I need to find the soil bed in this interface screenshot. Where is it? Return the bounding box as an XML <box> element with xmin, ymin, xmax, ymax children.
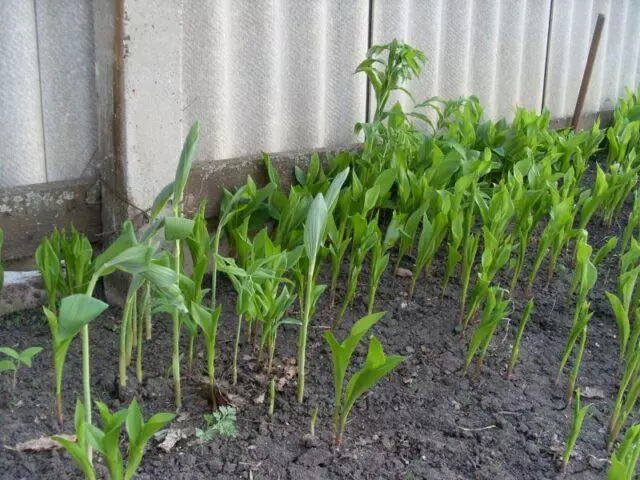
<box><xmin>0</xmin><ymin>205</ymin><xmax>629</xmax><ymax>479</ymax></box>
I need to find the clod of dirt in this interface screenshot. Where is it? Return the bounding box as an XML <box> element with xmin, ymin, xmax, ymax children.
<box><xmin>301</xmin><ymin>433</ymin><xmax>322</xmax><ymax>449</ymax></box>
<box><xmin>580</xmin><ymin>386</ymin><xmax>605</xmax><ymax>399</ymax></box>
<box><xmin>395</xmin><ymin>268</ymin><xmax>413</xmax><ymax>278</ymax></box>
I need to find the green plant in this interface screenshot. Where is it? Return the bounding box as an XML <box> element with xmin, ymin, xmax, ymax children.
<box><xmin>463</xmin><ymin>286</ymin><xmax>509</xmax><ymax>374</ymax></box>
<box><xmin>36</xmin><ymin>227</ymin><xmax>94</xmax><ymax>313</ymax></box>
<box><xmin>297</xmin><ymin>169</ymin><xmax>349</xmax><ymax>403</ymax></box>
<box><xmin>195</xmin><ymin>406</ymin><xmax>237</xmax><ymax>442</ymax></box>
<box><xmin>608</xmin><ymin>424</ymin><xmax>640</xmax><ymax>480</ymax></box>
<box><xmin>163</xmin><ymin>121</ymin><xmax>200</xmax><ymax>410</ymax></box>
<box><xmin>409</xmin><ymin>210</ymin><xmax>448</xmax><ymax>299</ymax></box>
<box><xmin>606</xmin><ymin>260</ymin><xmax>640</xmax><ymax>364</ymax></box>
<box><xmin>323</xmin><ymin>312</ymin><xmax>404</xmax><ymax>446</ymax></box>
<box><xmin>355</xmin><ymin>39</ymin><xmax>426</xmax><ymax>125</ymax></box>
<box><xmin>367</xmin><ymin>216</ymin><xmax>399</xmax><ymax>314</ymax></box>
<box><xmin>526</xmin><ymin>188</ymin><xmax>575</xmax><ymax>293</ymax></box>
<box><xmin>609</xmin><ymin>309</ymin><xmax>640</xmax><ymax>450</ymax></box>
<box><xmin>190</xmin><ymin>302</ymin><xmax>222</xmax><ymax>408</ymax></box>
<box><xmin>463</xmin><ymin>227</ymin><xmax>512</xmax><ymax>330</ymax></box>
<box><xmin>557</xmin><ymin>301</ymin><xmax>593</xmax><ymax>404</ymax></box>
<box><xmin>594</xmin><ymin>236</ymin><xmax>618</xmax><ymax>266</ymax></box>
<box><xmin>54</xmin><ymin>399</ymin><xmax>174</xmax><ymax>480</ymax></box>
<box><xmin>0</xmin><ymin>345</ymin><xmax>42</xmax><ymax>391</ymax></box>
<box><xmin>562</xmin><ymin>390</ymin><xmax>590</xmax><ymax>473</ymax></box>
<box><xmin>335</xmin><ymin>215</ymin><xmax>377</xmax><ymax>325</ymax></box>
<box><xmin>620</xmin><ymin>190</ymin><xmax>640</xmax><ymax>256</ymax></box>
<box><xmin>569</xmin><ymin>231</ymin><xmax>598</xmax><ymax>323</ymax></box>
<box><xmin>507</xmin><ymin>299</ymin><xmax>533</xmax><ymax>377</ymax></box>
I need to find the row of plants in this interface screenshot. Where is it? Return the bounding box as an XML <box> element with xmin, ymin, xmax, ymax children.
<box><xmin>2</xmin><ymin>40</ymin><xmax>640</xmax><ymax>477</ymax></box>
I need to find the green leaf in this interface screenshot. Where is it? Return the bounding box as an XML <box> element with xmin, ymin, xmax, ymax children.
<box><xmin>325</xmin><ymin>168</ymin><xmax>350</xmax><ymax>213</ymax></box>
<box><xmin>150</xmin><ymin>181</ymin><xmax>174</xmax><ymax>220</ymax></box>
<box><xmin>93</xmin><ymin>221</ymin><xmax>138</xmax><ymax>273</ymax></box>
<box><xmin>304</xmin><ymin>194</ymin><xmax>328</xmax><ymax>262</ymax></box>
<box><xmin>58</xmin><ymin>294</ymin><xmax>109</xmax><ymax>340</ymax></box>
<box><xmin>173</xmin><ymin>122</ymin><xmax>200</xmax><ymax>202</ymax></box>
<box><xmin>164</xmin><ymin>216</ymin><xmax>195</xmax><ymax>241</ymax></box>
<box><xmin>0</xmin><ymin>360</ymin><xmax>16</xmax><ymax>372</ymax></box>
<box><xmin>18</xmin><ymin>347</ymin><xmax>42</xmax><ymax>367</ymax></box>
<box><xmin>100</xmin><ymin>245</ymin><xmax>152</xmax><ymax>277</ymax></box>
<box><xmin>0</xmin><ymin>347</ymin><xmax>20</xmax><ymax>361</ymax></box>
<box><xmin>53</xmin><ymin>435</ymin><xmax>96</xmax><ymax>480</ymax></box>
<box><xmin>343</xmin><ymin>337</ymin><xmax>404</xmax><ymax>422</ymax></box>
<box><xmin>125</xmin><ymin>399</ymin><xmax>143</xmax><ymax>447</ymax></box>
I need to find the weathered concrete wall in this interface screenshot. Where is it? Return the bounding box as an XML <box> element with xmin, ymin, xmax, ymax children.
<box><xmin>544</xmin><ymin>0</ymin><xmax>640</xmax><ymax>116</ymax></box>
<box><xmin>372</xmin><ymin>0</ymin><xmax>551</xmax><ymax>121</ymax></box>
<box><xmin>121</xmin><ymin>0</ymin><xmax>369</xmax><ymax>211</ymax></box>
<box><xmin>0</xmin><ymin>0</ymin><xmax>99</xmax><ymax>187</ymax></box>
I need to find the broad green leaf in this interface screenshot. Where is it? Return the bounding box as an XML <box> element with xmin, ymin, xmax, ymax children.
<box><xmin>173</xmin><ymin>122</ymin><xmax>200</xmax><ymax>202</ymax></box>
<box><xmin>164</xmin><ymin>216</ymin><xmax>195</xmax><ymax>241</ymax></box>
<box><xmin>58</xmin><ymin>294</ymin><xmax>109</xmax><ymax>340</ymax></box>
<box><xmin>0</xmin><ymin>360</ymin><xmax>16</xmax><ymax>372</ymax></box>
<box><xmin>126</xmin><ymin>399</ymin><xmax>144</xmax><ymax>446</ymax></box>
<box><xmin>150</xmin><ymin>182</ymin><xmax>174</xmax><ymax>220</ymax></box>
<box><xmin>100</xmin><ymin>245</ymin><xmax>152</xmax><ymax>276</ymax></box>
<box><xmin>18</xmin><ymin>347</ymin><xmax>42</xmax><ymax>367</ymax></box>
<box><xmin>304</xmin><ymin>194</ymin><xmax>328</xmax><ymax>262</ymax></box>
<box><xmin>325</xmin><ymin>168</ymin><xmax>350</xmax><ymax>213</ymax></box>
<box><xmin>53</xmin><ymin>435</ymin><xmax>96</xmax><ymax>480</ymax></box>
<box><xmin>0</xmin><ymin>347</ymin><xmax>20</xmax><ymax>361</ymax></box>
<box><xmin>93</xmin><ymin>221</ymin><xmax>137</xmax><ymax>273</ymax></box>
<box><xmin>343</xmin><ymin>337</ymin><xmax>404</xmax><ymax>421</ymax></box>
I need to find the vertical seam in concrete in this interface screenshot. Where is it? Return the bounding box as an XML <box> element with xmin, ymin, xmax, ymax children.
<box><xmin>318</xmin><ymin>1</ymin><xmax>328</xmax><ymax>146</ymax></box>
<box><xmin>365</xmin><ymin>0</ymin><xmax>374</xmax><ymax>123</ymax></box>
<box><xmin>463</xmin><ymin>1</ymin><xmax>474</xmax><ymax>94</ymax></box>
<box><xmin>541</xmin><ymin>0</ymin><xmax>554</xmax><ymax>112</ymax></box>
<box><xmin>33</xmin><ymin>0</ymin><xmax>48</xmax><ymax>182</ymax></box>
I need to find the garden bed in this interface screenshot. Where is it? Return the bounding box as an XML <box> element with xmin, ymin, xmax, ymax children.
<box><xmin>0</xmin><ymin>207</ymin><xmax>626</xmax><ymax>480</ymax></box>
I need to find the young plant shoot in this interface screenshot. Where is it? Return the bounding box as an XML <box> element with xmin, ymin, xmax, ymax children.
<box><xmin>0</xmin><ymin>345</ymin><xmax>42</xmax><ymax>391</ymax></box>
<box><xmin>464</xmin><ymin>286</ymin><xmax>509</xmax><ymax>375</ymax></box>
<box><xmin>608</xmin><ymin>424</ymin><xmax>640</xmax><ymax>480</ymax></box>
<box><xmin>54</xmin><ymin>399</ymin><xmax>175</xmax><ymax>480</ymax></box>
<box><xmin>507</xmin><ymin>299</ymin><xmax>533</xmax><ymax>378</ymax></box>
<box><xmin>323</xmin><ymin>312</ymin><xmax>404</xmax><ymax>445</ymax></box>
<box><xmin>562</xmin><ymin>390</ymin><xmax>590</xmax><ymax>473</ymax></box>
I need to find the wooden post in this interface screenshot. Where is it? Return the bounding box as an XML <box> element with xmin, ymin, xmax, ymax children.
<box><xmin>571</xmin><ymin>13</ymin><xmax>605</xmax><ymax>131</ymax></box>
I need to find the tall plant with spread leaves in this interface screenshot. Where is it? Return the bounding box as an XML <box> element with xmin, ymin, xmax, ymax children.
<box><xmin>297</xmin><ymin>169</ymin><xmax>349</xmax><ymax>402</ymax></box>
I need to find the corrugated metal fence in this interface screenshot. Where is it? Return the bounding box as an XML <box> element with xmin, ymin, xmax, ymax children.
<box><xmin>1</xmin><ymin>0</ymin><xmax>640</xmax><ymax>189</ymax></box>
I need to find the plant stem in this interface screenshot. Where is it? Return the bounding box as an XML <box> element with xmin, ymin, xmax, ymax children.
<box><xmin>187</xmin><ymin>333</ymin><xmax>195</xmax><ymax>375</ymax></box>
<box><xmin>297</xmin><ymin>266</ymin><xmax>314</xmax><ymax>403</ymax></box>
<box><xmin>119</xmin><ymin>294</ymin><xmax>134</xmax><ymax>389</ymax></box>
<box><xmin>81</xmin><ymin>324</ymin><xmax>92</xmax><ymax>462</ymax></box>
<box><xmin>310</xmin><ymin>406</ymin><xmax>318</xmax><ymax>437</ymax></box>
<box><xmin>136</xmin><ymin>297</ymin><xmax>144</xmax><ymax>383</ymax></box>
<box><xmin>566</xmin><ymin>327</ymin><xmax>587</xmax><ymax>406</ymax></box>
<box><xmin>144</xmin><ymin>283</ymin><xmax>152</xmax><ymax>340</ymax></box>
<box><xmin>172</xmin><ymin>233</ymin><xmax>182</xmax><ymax>410</ymax></box>
<box><xmin>207</xmin><ymin>341</ymin><xmax>215</xmax><ymax>410</ymax></box>
<box><xmin>232</xmin><ymin>315</ymin><xmax>243</xmax><ymax>386</ymax></box>
<box><xmin>211</xmin><ymin>231</ymin><xmax>221</xmax><ymax>308</ymax></box>
<box><xmin>268</xmin><ymin>377</ymin><xmax>275</xmax><ymax>418</ymax></box>
<box><xmin>81</xmin><ymin>273</ymin><xmax>99</xmax><ymax>463</ymax></box>
<box><xmin>125</xmin><ymin>295</ymin><xmax>134</xmax><ymax>366</ymax></box>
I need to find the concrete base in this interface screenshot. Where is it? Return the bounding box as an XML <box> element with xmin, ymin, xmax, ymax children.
<box><xmin>0</xmin><ymin>271</ymin><xmax>45</xmax><ymax>316</ymax></box>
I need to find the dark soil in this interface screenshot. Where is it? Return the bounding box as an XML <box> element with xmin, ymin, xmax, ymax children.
<box><xmin>0</xmin><ymin>210</ymin><xmax>630</xmax><ymax>479</ymax></box>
